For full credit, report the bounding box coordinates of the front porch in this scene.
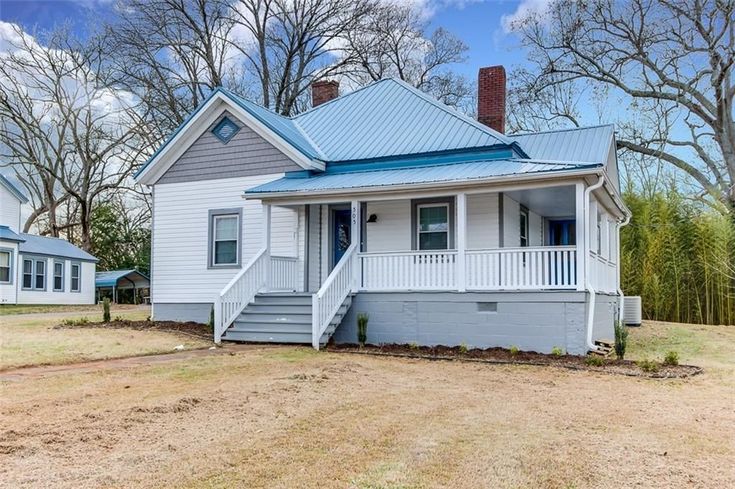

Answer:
[215,181,622,348]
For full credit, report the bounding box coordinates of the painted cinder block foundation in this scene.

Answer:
[333,291,619,355]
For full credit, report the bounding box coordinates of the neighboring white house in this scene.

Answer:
[135,66,631,354]
[0,174,97,305]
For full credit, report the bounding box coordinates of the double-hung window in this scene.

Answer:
[209,209,241,267]
[70,263,81,292]
[22,257,46,290]
[417,204,449,250]
[53,261,64,292]
[519,208,529,247]
[0,250,11,283]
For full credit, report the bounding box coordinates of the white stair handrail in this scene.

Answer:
[312,242,358,350]
[214,247,268,343]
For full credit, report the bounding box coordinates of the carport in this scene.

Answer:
[95,269,150,304]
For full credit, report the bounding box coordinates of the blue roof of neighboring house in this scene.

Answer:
[0,173,29,203]
[96,269,149,288]
[246,158,601,195]
[0,225,25,242]
[509,125,615,165]
[18,233,98,262]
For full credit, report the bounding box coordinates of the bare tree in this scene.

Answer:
[342,3,471,108]
[0,24,147,250]
[508,0,735,214]
[107,0,237,135]
[230,0,372,114]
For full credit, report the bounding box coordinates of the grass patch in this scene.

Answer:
[0,307,210,370]
[265,347,319,363]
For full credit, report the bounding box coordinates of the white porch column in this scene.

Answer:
[456,192,467,292]
[351,200,361,292]
[263,203,272,289]
[575,182,586,291]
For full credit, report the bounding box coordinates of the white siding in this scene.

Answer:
[365,200,412,252]
[467,193,499,249]
[0,184,22,232]
[151,173,296,304]
[529,211,543,246]
[16,259,95,305]
[307,204,322,291]
[0,241,18,304]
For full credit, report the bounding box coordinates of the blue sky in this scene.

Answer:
[0,0,532,82]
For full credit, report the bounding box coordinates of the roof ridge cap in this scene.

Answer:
[510,123,614,137]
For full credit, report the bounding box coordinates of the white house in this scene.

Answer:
[135,66,631,354]
[0,174,97,305]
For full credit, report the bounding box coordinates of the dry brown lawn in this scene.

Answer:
[0,321,733,488]
[0,306,210,369]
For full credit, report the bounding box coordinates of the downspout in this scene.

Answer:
[584,174,605,352]
[616,213,632,322]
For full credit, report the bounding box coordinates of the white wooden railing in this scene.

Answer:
[312,242,358,349]
[358,246,577,291]
[214,248,268,343]
[359,250,458,290]
[270,255,299,291]
[589,251,616,293]
[466,246,577,290]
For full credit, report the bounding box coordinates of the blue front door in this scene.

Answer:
[548,220,576,246]
[332,209,352,266]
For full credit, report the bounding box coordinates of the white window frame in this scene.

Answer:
[22,258,33,289]
[70,262,81,293]
[53,260,65,292]
[208,208,242,268]
[22,256,47,291]
[519,207,529,247]
[416,203,450,251]
[0,248,12,285]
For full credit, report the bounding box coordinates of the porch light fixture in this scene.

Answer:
[367,214,378,223]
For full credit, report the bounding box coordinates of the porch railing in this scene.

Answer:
[466,246,577,290]
[269,255,299,291]
[359,250,457,290]
[214,248,268,343]
[358,246,577,291]
[589,251,616,293]
[312,242,358,349]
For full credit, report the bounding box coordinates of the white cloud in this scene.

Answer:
[501,0,554,33]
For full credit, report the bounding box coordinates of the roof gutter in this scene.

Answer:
[584,174,606,353]
[243,165,603,202]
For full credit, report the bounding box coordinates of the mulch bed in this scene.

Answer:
[54,320,213,341]
[326,343,703,379]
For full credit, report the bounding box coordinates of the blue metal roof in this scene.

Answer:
[245,159,601,195]
[0,225,25,242]
[292,79,512,161]
[0,173,29,203]
[18,234,97,262]
[96,269,149,288]
[510,125,615,165]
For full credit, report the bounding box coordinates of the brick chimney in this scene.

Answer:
[311,80,339,107]
[477,66,506,133]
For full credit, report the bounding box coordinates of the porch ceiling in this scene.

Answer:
[505,186,576,218]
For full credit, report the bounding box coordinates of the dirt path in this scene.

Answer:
[1,345,733,489]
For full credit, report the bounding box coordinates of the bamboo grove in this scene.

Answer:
[620,190,735,325]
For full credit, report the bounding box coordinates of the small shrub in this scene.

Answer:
[62,317,90,326]
[637,359,660,373]
[585,355,606,367]
[459,342,469,355]
[113,315,124,322]
[509,345,520,356]
[102,298,111,323]
[614,321,628,359]
[357,312,369,346]
[551,346,564,356]
[408,342,420,351]
[663,351,679,366]
[207,306,215,329]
